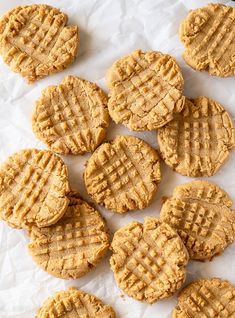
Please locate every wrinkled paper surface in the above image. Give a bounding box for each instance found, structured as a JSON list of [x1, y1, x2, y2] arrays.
[[0, 0, 235, 317]]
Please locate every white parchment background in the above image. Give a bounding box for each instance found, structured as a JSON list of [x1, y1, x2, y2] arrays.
[[0, 0, 235, 317]]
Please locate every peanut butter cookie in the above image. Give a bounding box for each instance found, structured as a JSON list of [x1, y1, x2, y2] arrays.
[[107, 49, 185, 131], [179, 3, 235, 77], [28, 192, 109, 279], [0, 5, 79, 83], [35, 287, 116, 318], [32, 76, 109, 155], [84, 135, 161, 213], [160, 180, 235, 260], [173, 278, 235, 317], [0, 149, 69, 229], [158, 96, 235, 177], [110, 218, 189, 303]]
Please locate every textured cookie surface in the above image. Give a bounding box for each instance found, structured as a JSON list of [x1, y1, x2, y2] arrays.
[[35, 287, 116, 318], [0, 149, 69, 229], [110, 218, 189, 303], [160, 181, 235, 260], [107, 49, 185, 131], [28, 192, 109, 279], [173, 278, 235, 317], [84, 135, 161, 213], [158, 96, 235, 177], [179, 3, 235, 77], [32, 76, 109, 155], [0, 5, 79, 83]]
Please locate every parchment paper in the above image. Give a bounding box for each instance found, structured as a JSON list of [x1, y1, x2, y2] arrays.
[[0, 0, 235, 317]]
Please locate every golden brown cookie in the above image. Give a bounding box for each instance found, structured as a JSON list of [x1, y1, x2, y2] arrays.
[[35, 287, 116, 318], [106, 49, 185, 131], [158, 96, 235, 177], [28, 192, 109, 279], [84, 135, 161, 213], [0, 5, 79, 83], [160, 180, 235, 261], [32, 76, 109, 155], [179, 3, 235, 77], [110, 217, 189, 304], [0, 149, 69, 229], [173, 278, 235, 317]]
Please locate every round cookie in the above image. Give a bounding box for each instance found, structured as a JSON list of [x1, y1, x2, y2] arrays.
[[160, 180, 235, 261], [35, 287, 116, 318], [32, 76, 109, 155], [28, 192, 109, 279], [0, 149, 69, 229], [84, 135, 161, 213], [106, 49, 185, 131], [179, 3, 235, 77], [158, 96, 235, 177], [173, 278, 235, 317], [110, 217, 189, 304], [0, 5, 79, 83]]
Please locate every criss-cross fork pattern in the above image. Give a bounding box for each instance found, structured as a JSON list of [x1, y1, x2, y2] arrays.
[[0, 149, 68, 228], [108, 51, 184, 130], [111, 221, 188, 303], [28, 196, 109, 279], [163, 198, 219, 239], [33, 76, 108, 154], [160, 181, 235, 259], [0, 5, 78, 82], [85, 136, 160, 212], [161, 198, 231, 261], [158, 97, 235, 176], [181, 4, 235, 76], [174, 280, 235, 318], [36, 289, 115, 318]]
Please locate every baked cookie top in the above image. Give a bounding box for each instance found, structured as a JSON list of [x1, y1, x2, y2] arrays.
[[173, 278, 235, 317], [84, 135, 161, 213], [0, 4, 79, 83], [110, 217, 189, 304], [160, 180, 235, 260], [28, 192, 109, 279], [35, 287, 116, 318], [0, 149, 69, 229], [106, 49, 185, 131], [158, 96, 235, 177], [32, 76, 109, 155], [179, 3, 235, 77]]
